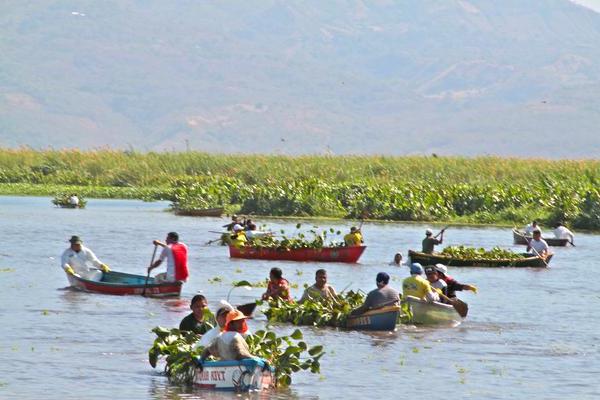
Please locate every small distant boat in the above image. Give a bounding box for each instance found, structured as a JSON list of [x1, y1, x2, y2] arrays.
[[229, 245, 366, 263], [403, 295, 463, 325], [56, 204, 81, 209], [174, 207, 224, 217], [66, 270, 182, 296], [408, 250, 552, 268], [512, 229, 569, 247], [345, 305, 400, 331], [193, 358, 274, 391]]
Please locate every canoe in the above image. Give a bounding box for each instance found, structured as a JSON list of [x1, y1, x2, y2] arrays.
[[403, 295, 462, 325], [193, 358, 274, 391], [346, 305, 400, 331], [66, 270, 182, 296], [229, 245, 366, 263], [174, 207, 224, 217], [408, 249, 552, 268], [512, 229, 569, 247]]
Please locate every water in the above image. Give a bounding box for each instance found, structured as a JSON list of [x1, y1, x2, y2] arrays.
[[1, 196, 599, 400]]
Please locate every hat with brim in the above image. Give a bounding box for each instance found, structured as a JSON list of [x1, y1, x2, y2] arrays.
[[434, 263, 448, 275], [225, 309, 247, 326], [69, 235, 82, 244]]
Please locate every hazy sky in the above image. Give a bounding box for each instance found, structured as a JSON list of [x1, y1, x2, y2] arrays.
[[572, 0, 600, 11]]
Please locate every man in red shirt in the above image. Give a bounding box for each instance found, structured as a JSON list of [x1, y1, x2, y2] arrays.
[[261, 267, 293, 302], [148, 231, 189, 283]]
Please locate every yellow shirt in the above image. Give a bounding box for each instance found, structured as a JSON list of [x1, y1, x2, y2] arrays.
[[402, 275, 434, 299], [230, 232, 247, 248], [344, 232, 363, 246]]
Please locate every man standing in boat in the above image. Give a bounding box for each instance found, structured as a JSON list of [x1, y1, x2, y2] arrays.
[[553, 222, 575, 244], [422, 228, 444, 254], [350, 272, 399, 315], [61, 235, 110, 280], [148, 232, 189, 283]]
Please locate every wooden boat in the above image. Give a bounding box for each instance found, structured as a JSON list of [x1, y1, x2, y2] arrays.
[[193, 358, 274, 391], [408, 250, 552, 268], [66, 270, 182, 296], [512, 229, 569, 247], [229, 245, 366, 263], [345, 305, 400, 331], [174, 207, 224, 217], [236, 302, 257, 317], [403, 295, 462, 325]]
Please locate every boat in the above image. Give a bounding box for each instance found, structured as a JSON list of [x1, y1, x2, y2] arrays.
[[229, 245, 366, 263], [408, 250, 552, 268], [174, 207, 224, 217], [236, 302, 257, 317], [512, 229, 569, 247], [66, 270, 182, 296], [193, 358, 274, 391], [345, 305, 400, 331], [403, 296, 462, 325]]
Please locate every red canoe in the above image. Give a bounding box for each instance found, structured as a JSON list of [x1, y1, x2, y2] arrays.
[[67, 270, 182, 296], [228, 245, 366, 263]]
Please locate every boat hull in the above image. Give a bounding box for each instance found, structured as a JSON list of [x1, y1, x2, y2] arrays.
[[229, 245, 366, 263], [67, 270, 182, 296], [408, 250, 552, 268], [512, 229, 569, 246], [174, 207, 224, 217], [346, 305, 400, 331], [404, 296, 462, 325], [193, 358, 274, 391]]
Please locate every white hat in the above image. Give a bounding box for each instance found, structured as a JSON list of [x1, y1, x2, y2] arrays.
[[425, 228, 433, 235], [233, 224, 244, 231], [434, 263, 448, 275]]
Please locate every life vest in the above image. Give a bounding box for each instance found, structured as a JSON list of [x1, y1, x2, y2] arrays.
[[171, 242, 189, 281]]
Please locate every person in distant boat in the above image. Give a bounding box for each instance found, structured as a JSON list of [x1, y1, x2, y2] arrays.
[[199, 309, 255, 362], [61, 235, 110, 280], [350, 272, 400, 315], [148, 232, 189, 283], [245, 222, 272, 240], [344, 226, 363, 247], [68, 194, 79, 207], [261, 267, 293, 302], [389, 252, 403, 266], [524, 220, 542, 236], [433, 264, 477, 298], [402, 263, 439, 303], [230, 224, 248, 248], [299, 269, 338, 303], [526, 229, 549, 257], [553, 222, 574, 244], [179, 294, 216, 335], [422, 228, 444, 254], [223, 215, 241, 231]]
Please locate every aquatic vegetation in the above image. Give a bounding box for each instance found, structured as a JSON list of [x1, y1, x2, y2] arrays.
[[249, 226, 345, 250], [441, 246, 525, 260], [51, 193, 87, 208]]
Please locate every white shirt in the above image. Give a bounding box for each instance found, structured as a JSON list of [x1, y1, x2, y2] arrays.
[[158, 246, 177, 281], [553, 226, 574, 241], [195, 326, 252, 349], [431, 279, 447, 290], [61, 246, 103, 279], [525, 224, 542, 236], [69, 196, 79, 206], [245, 230, 270, 239], [528, 238, 549, 256]]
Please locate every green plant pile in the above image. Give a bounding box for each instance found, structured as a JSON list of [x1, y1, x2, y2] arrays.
[[250, 225, 344, 250], [441, 245, 525, 260], [51, 193, 88, 208], [2, 149, 600, 229], [148, 326, 324, 388]]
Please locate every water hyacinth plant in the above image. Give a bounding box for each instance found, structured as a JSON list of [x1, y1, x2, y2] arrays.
[[441, 245, 525, 260]]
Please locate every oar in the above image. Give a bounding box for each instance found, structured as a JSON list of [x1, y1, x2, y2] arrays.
[[434, 226, 449, 238], [569, 240, 576, 247], [437, 291, 468, 318], [514, 231, 550, 267], [142, 244, 158, 296]]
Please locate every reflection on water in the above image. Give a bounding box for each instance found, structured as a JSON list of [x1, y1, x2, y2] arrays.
[[0, 196, 599, 399]]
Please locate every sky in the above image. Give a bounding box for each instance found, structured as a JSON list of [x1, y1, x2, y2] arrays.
[[572, 0, 600, 12]]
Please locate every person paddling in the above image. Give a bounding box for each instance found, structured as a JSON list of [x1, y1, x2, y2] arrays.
[[148, 232, 189, 283], [553, 222, 574, 245], [526, 229, 549, 258], [230, 224, 248, 248], [422, 228, 444, 254], [61, 235, 110, 280], [402, 263, 439, 303], [344, 226, 363, 247]]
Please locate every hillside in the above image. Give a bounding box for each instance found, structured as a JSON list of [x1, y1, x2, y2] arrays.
[[1, 0, 600, 157]]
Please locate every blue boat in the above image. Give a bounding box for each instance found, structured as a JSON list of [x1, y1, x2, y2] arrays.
[[345, 305, 400, 331], [193, 358, 274, 391]]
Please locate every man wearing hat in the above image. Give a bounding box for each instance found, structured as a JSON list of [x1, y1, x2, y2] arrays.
[[350, 272, 400, 315], [229, 224, 248, 248], [200, 309, 254, 361], [433, 264, 478, 298], [422, 228, 444, 254], [60, 235, 110, 280], [148, 232, 189, 283], [402, 263, 438, 302], [344, 226, 363, 247]]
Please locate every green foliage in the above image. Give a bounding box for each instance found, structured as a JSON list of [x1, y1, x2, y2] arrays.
[[148, 327, 202, 385], [51, 193, 87, 208], [250, 227, 344, 250], [441, 245, 525, 260]]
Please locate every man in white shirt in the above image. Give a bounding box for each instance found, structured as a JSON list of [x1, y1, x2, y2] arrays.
[[524, 220, 542, 236], [553, 223, 574, 244], [61, 235, 110, 280], [526, 230, 549, 257], [69, 194, 79, 207]]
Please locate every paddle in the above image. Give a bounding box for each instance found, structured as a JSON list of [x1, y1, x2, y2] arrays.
[[434, 226, 449, 239], [437, 291, 468, 318], [513, 230, 550, 267], [142, 244, 158, 296]]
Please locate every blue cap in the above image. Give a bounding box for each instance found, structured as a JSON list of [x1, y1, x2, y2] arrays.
[[376, 272, 390, 284], [410, 263, 424, 275]]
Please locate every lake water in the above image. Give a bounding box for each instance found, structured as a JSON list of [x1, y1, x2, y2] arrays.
[[1, 196, 598, 399]]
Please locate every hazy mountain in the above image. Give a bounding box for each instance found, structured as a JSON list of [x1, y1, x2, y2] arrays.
[[1, 0, 600, 157]]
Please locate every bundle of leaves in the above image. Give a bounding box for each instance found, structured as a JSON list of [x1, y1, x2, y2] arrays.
[[441, 245, 525, 260], [51, 193, 87, 208], [249, 225, 345, 250], [148, 326, 325, 388]]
